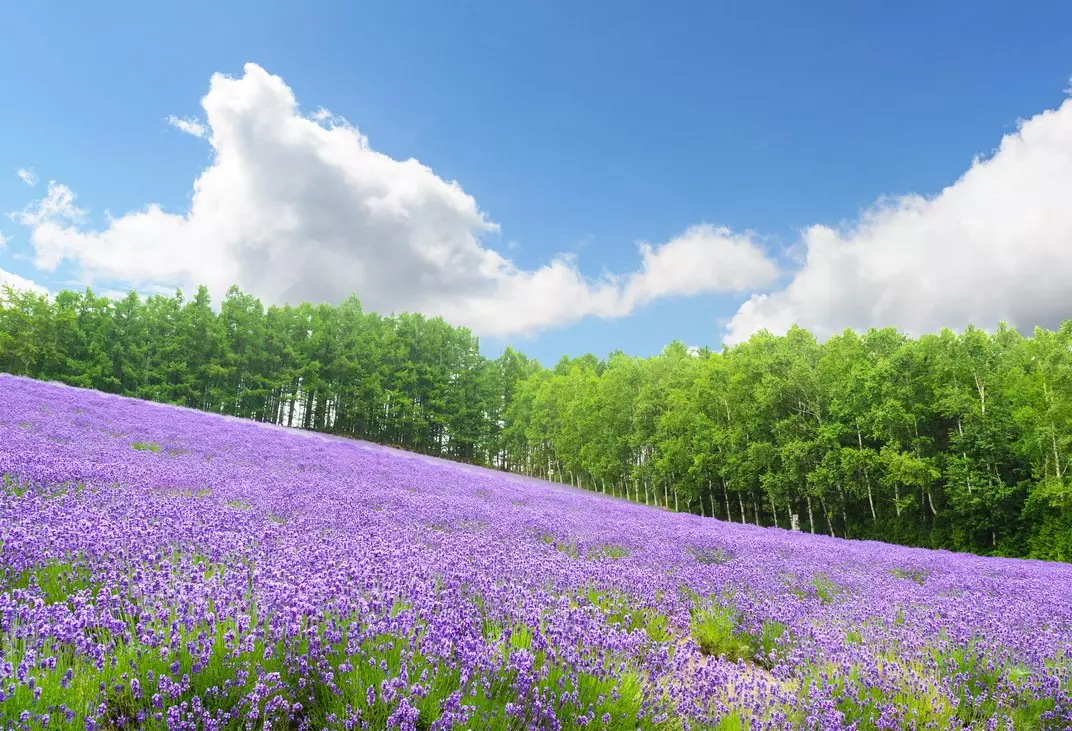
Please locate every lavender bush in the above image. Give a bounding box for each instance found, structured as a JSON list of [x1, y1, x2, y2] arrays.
[[1, 374, 1070, 730]]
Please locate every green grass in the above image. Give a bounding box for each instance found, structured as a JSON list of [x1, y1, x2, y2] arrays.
[[1, 471, 30, 497], [752, 619, 792, 669], [130, 440, 161, 452], [556, 540, 581, 558], [1, 563, 1056, 731], [1, 606, 290, 729], [0, 560, 684, 731], [811, 574, 839, 604], [539, 534, 630, 561], [792, 658, 960, 730], [689, 546, 732, 565], [925, 636, 1054, 726], [538, 533, 581, 558], [780, 634, 1067, 731], [472, 618, 675, 730], [160, 486, 213, 499], [685, 594, 792, 670], [4, 558, 103, 605], [689, 603, 754, 661], [587, 543, 630, 560], [1, 472, 87, 499], [891, 566, 929, 585], [3, 476, 1060, 730], [789, 573, 841, 605], [581, 587, 674, 645]]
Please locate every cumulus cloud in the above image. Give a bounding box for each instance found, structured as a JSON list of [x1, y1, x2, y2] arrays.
[[0, 266, 46, 295], [625, 225, 777, 306], [166, 115, 207, 138], [16, 168, 38, 186], [14, 63, 777, 337], [724, 95, 1072, 345]]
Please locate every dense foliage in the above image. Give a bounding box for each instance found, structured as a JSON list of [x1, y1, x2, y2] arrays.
[[2, 376, 1071, 730], [1, 284, 1070, 560]]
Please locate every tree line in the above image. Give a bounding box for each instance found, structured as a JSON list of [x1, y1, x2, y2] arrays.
[[1, 284, 1070, 561]]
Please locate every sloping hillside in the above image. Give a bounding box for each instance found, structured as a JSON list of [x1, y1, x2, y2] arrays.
[[2, 374, 1070, 729]]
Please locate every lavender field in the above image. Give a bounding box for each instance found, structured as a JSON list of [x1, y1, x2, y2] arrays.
[[1, 375, 1070, 730]]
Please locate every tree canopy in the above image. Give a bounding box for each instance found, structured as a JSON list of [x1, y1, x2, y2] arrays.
[[2, 283, 1070, 561]]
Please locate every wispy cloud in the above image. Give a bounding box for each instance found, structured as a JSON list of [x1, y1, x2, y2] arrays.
[[166, 115, 207, 138]]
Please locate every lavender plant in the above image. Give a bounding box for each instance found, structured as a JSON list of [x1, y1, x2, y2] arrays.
[[1, 375, 1070, 729]]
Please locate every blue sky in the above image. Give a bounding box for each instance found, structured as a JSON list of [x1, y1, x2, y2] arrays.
[[2, 1, 1072, 364]]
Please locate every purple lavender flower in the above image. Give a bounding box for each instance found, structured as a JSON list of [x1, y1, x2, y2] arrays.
[[0, 374, 1069, 729]]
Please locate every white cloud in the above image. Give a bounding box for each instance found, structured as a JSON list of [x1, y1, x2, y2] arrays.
[[625, 225, 777, 306], [14, 63, 777, 337], [166, 115, 207, 138], [16, 168, 38, 186], [725, 95, 1072, 345], [0, 266, 47, 295], [13, 181, 85, 229], [0, 220, 47, 295]]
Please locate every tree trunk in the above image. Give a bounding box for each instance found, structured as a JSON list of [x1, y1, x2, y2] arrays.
[[790, 511, 800, 532], [722, 478, 731, 521], [738, 492, 746, 525], [894, 483, 902, 517], [806, 494, 815, 534], [957, 418, 972, 494], [858, 428, 877, 521], [770, 493, 779, 529], [838, 481, 849, 538], [819, 494, 834, 537]]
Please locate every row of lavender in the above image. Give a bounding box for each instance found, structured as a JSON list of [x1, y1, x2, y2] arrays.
[[1, 374, 1070, 729]]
